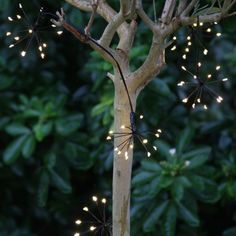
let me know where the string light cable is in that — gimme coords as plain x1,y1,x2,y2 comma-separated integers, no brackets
6,3,63,59
172,17,228,110
51,9,163,159
74,195,111,236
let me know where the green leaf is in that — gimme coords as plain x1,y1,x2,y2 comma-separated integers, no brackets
132,171,156,186
64,142,92,170
22,134,36,158
223,227,236,236
37,169,50,207
186,155,209,169
91,100,112,117
5,123,31,136
49,169,72,194
182,147,211,160
176,127,194,154
189,175,205,191
163,203,177,236
44,152,57,169
154,140,172,159
171,181,184,201
178,202,199,227
0,75,14,90
55,114,83,136
148,176,162,197
33,122,52,141
149,79,171,97
3,135,28,164
141,159,162,172
143,201,169,232
177,176,192,187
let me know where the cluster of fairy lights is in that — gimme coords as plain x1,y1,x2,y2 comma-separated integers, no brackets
106,114,162,159
6,3,63,59
171,21,228,110
74,196,111,236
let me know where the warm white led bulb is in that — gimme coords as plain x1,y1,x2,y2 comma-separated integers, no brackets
74,233,80,236
21,51,26,57
204,105,208,110
28,29,33,34
125,151,129,160
192,103,196,109
181,66,186,71
92,196,98,202
17,15,21,19
106,136,111,140
102,198,106,204
216,65,221,70
182,98,188,103
206,28,212,33
6,32,11,36
9,44,14,48
8,16,13,21
40,53,45,59
182,54,186,60
140,115,144,119
142,139,148,144
216,32,222,37
198,62,201,67
147,152,151,157
129,144,134,149
171,45,176,51
222,78,228,82
155,133,160,138
90,226,96,231
19,3,23,8
14,36,20,41
203,49,208,55
177,81,185,86
75,220,82,225
153,146,157,151
207,74,212,79
83,207,89,212
57,31,63,35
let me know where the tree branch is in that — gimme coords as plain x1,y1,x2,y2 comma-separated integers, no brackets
99,12,125,47
181,0,198,16
176,0,188,16
129,34,165,92
52,8,118,66
136,0,156,32
161,0,177,24
120,0,131,17
65,0,129,38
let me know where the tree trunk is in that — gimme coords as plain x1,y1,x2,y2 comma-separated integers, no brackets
112,79,137,236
